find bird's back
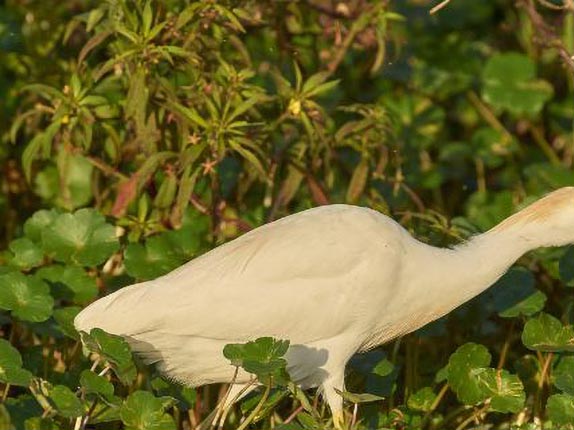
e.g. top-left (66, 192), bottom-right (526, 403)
top-left (74, 204), bottom-right (408, 385)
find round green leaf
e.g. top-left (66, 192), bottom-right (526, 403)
top-left (546, 394), bottom-right (574, 426)
top-left (80, 370), bottom-right (114, 398)
top-left (120, 391), bottom-right (176, 430)
top-left (408, 387), bottom-right (436, 412)
top-left (8, 238), bottom-right (43, 269)
top-left (522, 313), bottom-right (574, 352)
top-left (223, 337), bottom-right (290, 385)
top-left (41, 209), bottom-right (119, 266)
top-left (36, 265), bottom-right (98, 303)
top-left (124, 240), bottom-right (182, 281)
top-left (447, 343), bottom-right (491, 405)
top-left (48, 385), bottom-right (85, 418)
top-left (23, 209), bottom-right (60, 243)
top-left (0, 339), bottom-right (33, 387)
top-left (124, 227), bottom-right (199, 280)
top-left (0, 272), bottom-right (53, 322)
top-left (554, 356), bottom-right (574, 395)
top-left (482, 52), bottom-right (553, 116)
top-left (479, 369), bottom-right (525, 413)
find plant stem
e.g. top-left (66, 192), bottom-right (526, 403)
top-left (1, 384), bottom-right (10, 403)
top-left (530, 126), bottom-right (561, 166)
top-left (454, 404), bottom-right (489, 430)
top-left (235, 383), bottom-right (271, 430)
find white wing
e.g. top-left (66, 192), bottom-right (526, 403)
top-left (75, 204), bottom-right (405, 353)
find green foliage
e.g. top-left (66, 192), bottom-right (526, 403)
top-left (447, 343), bottom-right (525, 413)
top-left (546, 394), bottom-right (574, 427)
top-left (81, 328), bottom-right (137, 385)
top-left (522, 312), bottom-right (574, 352)
top-left (224, 337), bottom-right (290, 385)
top-left (120, 391), bottom-right (176, 430)
top-left (41, 209), bottom-right (119, 266)
top-left (1, 0), bottom-right (574, 428)
top-left (482, 52), bottom-right (554, 117)
top-left (0, 272), bottom-right (53, 322)
top-left (0, 339), bottom-right (33, 387)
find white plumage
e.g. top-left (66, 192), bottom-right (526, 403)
top-left (75, 187), bottom-right (574, 427)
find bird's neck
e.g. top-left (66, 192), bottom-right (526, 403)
top-left (409, 222), bottom-right (547, 318)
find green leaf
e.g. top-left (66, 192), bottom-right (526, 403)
top-left (81, 328), bottom-right (137, 385)
top-left (19, 416), bottom-right (60, 429)
top-left (223, 337), bottom-right (290, 385)
top-left (4, 395), bottom-right (44, 429)
top-left (372, 358), bottom-right (394, 377)
top-left (36, 265), bottom-right (98, 303)
top-left (447, 343), bottom-right (491, 405)
top-left (58, 154), bottom-right (94, 209)
top-left (408, 387), bottom-right (436, 412)
top-left (546, 394), bottom-right (574, 426)
top-left (48, 385), bottom-right (85, 418)
top-left (120, 391), bottom-right (176, 430)
top-left (482, 52), bottom-right (553, 116)
top-left (335, 389), bottom-right (384, 404)
top-left (522, 312), bottom-right (574, 352)
top-left (478, 369), bottom-right (525, 413)
top-left (53, 306), bottom-right (81, 340)
top-left (0, 339), bottom-right (33, 386)
top-left (488, 267), bottom-right (546, 318)
top-left (41, 208), bottom-right (119, 266)
top-left (23, 209), bottom-right (60, 243)
top-left (554, 356), bottom-right (574, 395)
top-left (0, 272), bottom-right (53, 322)
top-left (80, 370), bottom-right (114, 398)
top-left (124, 226), bottom-right (199, 280)
top-left (8, 238), bottom-right (44, 269)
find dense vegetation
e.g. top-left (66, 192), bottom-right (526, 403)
top-left (1, 0), bottom-right (574, 428)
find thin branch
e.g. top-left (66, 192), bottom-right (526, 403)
top-left (537, 0), bottom-right (574, 11)
top-left (430, 0), bottom-right (453, 15)
top-left (519, 0), bottom-right (574, 72)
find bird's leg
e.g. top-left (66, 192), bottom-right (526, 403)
top-left (321, 373), bottom-right (346, 430)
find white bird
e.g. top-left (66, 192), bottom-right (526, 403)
top-left (74, 187), bottom-right (574, 428)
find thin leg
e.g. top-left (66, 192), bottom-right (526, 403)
top-left (321, 373), bottom-right (346, 430)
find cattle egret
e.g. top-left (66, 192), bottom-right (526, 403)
top-left (75, 187), bottom-right (574, 428)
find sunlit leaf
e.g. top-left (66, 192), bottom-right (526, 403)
top-left (522, 313), bottom-right (574, 352)
top-left (120, 391), bottom-right (176, 430)
top-left (41, 209), bottom-right (119, 266)
top-left (447, 343), bottom-right (491, 405)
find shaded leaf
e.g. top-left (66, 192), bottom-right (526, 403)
top-left (0, 272), bottom-right (53, 322)
top-left (482, 52), bottom-right (553, 116)
top-left (48, 385), bottom-right (85, 418)
top-left (0, 339), bottom-right (33, 387)
top-left (81, 328), bottom-right (137, 385)
top-left (546, 394), bottom-right (574, 426)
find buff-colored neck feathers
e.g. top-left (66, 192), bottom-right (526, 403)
top-left (491, 187), bottom-right (574, 233)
